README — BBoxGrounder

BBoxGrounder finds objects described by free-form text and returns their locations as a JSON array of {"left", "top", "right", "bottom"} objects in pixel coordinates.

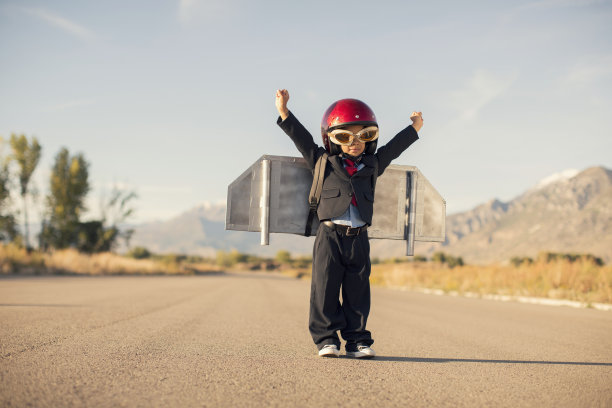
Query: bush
[
  {"left": 385, "top": 257, "right": 407, "bottom": 264},
  {"left": 537, "top": 252, "right": 604, "bottom": 266},
  {"left": 158, "top": 253, "right": 187, "bottom": 265},
  {"left": 216, "top": 250, "right": 247, "bottom": 267},
  {"left": 432, "top": 251, "right": 464, "bottom": 268},
  {"left": 184, "top": 254, "right": 210, "bottom": 263},
  {"left": 127, "top": 246, "right": 151, "bottom": 259},
  {"left": 446, "top": 256, "right": 464, "bottom": 268},
  {"left": 510, "top": 256, "right": 533, "bottom": 267},
  {"left": 432, "top": 252, "right": 446, "bottom": 264},
  {"left": 275, "top": 250, "right": 291, "bottom": 264},
  {"left": 293, "top": 255, "right": 312, "bottom": 268}
]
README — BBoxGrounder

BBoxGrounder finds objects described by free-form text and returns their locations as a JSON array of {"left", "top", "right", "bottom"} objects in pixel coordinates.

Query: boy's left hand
[{"left": 410, "top": 111, "right": 423, "bottom": 133}]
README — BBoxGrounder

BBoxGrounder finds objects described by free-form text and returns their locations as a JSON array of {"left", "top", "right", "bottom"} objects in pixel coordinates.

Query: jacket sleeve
[
  {"left": 375, "top": 125, "right": 419, "bottom": 176},
  {"left": 277, "top": 111, "right": 326, "bottom": 170}
]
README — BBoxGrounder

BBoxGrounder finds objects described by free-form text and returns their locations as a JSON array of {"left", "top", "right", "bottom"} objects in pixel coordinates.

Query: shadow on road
[{"left": 369, "top": 356, "right": 612, "bottom": 366}]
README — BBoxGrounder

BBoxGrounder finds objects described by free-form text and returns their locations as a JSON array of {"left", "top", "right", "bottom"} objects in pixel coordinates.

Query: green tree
[
  {"left": 74, "top": 220, "right": 118, "bottom": 253},
  {"left": 0, "top": 139, "right": 17, "bottom": 242},
  {"left": 9, "top": 134, "right": 41, "bottom": 249},
  {"left": 40, "top": 148, "right": 90, "bottom": 250},
  {"left": 76, "top": 187, "right": 137, "bottom": 253},
  {"left": 99, "top": 186, "right": 137, "bottom": 250}
]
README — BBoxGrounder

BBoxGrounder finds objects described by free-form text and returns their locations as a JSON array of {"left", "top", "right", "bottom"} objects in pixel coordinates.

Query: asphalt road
[{"left": 1, "top": 273, "right": 611, "bottom": 407}]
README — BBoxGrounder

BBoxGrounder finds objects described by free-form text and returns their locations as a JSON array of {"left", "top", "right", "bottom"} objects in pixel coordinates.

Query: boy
[{"left": 275, "top": 89, "right": 423, "bottom": 358}]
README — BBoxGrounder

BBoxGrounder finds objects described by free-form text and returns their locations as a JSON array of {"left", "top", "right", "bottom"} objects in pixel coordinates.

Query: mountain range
[{"left": 130, "top": 166, "right": 612, "bottom": 264}]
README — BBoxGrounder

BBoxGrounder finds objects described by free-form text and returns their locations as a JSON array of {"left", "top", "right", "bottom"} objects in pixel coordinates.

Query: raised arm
[
  {"left": 275, "top": 89, "right": 326, "bottom": 169},
  {"left": 375, "top": 111, "right": 423, "bottom": 175}
]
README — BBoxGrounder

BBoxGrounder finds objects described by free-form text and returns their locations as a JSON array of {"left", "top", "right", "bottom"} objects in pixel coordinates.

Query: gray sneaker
[
  {"left": 346, "top": 345, "right": 376, "bottom": 359},
  {"left": 318, "top": 344, "right": 340, "bottom": 358}
]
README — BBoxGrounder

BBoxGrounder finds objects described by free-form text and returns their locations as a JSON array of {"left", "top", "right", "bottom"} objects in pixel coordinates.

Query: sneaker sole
[{"left": 319, "top": 353, "right": 339, "bottom": 358}]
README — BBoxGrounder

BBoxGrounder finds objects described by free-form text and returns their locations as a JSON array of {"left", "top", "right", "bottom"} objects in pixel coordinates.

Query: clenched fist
[
  {"left": 410, "top": 111, "right": 423, "bottom": 133},
  {"left": 275, "top": 89, "right": 290, "bottom": 120}
]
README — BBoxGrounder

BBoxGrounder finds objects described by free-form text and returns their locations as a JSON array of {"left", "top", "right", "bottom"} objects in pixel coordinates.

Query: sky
[{"left": 1, "top": 0, "right": 611, "bottom": 223}]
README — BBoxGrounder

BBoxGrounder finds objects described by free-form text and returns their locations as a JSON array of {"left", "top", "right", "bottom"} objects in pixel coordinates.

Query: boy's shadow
[{"left": 345, "top": 356, "right": 612, "bottom": 367}]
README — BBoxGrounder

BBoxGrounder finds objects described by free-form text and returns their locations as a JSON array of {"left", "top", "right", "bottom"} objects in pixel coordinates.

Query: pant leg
[
  {"left": 340, "top": 231, "right": 374, "bottom": 351},
  {"left": 309, "top": 224, "right": 346, "bottom": 350}
]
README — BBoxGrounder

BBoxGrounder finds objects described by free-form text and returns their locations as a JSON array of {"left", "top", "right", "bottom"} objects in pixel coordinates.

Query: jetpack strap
[{"left": 305, "top": 152, "right": 329, "bottom": 236}]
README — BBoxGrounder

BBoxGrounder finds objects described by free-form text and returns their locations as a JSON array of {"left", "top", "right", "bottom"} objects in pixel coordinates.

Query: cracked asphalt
[{"left": 1, "top": 273, "right": 611, "bottom": 407}]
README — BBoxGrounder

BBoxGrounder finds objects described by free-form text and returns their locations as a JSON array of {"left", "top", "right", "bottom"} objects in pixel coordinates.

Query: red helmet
[{"left": 321, "top": 98, "right": 378, "bottom": 155}]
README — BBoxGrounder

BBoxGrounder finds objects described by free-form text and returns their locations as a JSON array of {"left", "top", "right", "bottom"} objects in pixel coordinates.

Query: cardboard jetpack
[{"left": 226, "top": 155, "right": 446, "bottom": 255}]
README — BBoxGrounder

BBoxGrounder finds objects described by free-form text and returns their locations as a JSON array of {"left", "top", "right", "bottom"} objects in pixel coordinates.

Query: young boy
[{"left": 275, "top": 89, "right": 423, "bottom": 358}]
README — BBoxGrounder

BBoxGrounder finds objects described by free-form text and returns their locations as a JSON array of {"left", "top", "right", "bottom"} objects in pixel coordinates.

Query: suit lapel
[
  {"left": 329, "top": 155, "right": 350, "bottom": 180},
  {"left": 329, "top": 154, "right": 376, "bottom": 179}
]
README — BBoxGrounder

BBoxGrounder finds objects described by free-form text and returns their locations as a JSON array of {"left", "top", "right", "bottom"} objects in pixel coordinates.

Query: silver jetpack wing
[{"left": 226, "top": 155, "right": 445, "bottom": 255}]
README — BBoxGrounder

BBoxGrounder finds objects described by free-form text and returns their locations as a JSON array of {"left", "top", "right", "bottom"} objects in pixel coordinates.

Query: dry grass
[
  {"left": 0, "top": 244, "right": 45, "bottom": 274},
  {"left": 44, "top": 249, "right": 187, "bottom": 275},
  {"left": 0, "top": 244, "right": 220, "bottom": 276},
  {"left": 370, "top": 260, "right": 612, "bottom": 305},
  {"left": 3, "top": 243, "right": 610, "bottom": 305}
]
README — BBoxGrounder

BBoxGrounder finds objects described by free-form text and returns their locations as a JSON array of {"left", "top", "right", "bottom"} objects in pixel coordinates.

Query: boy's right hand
[{"left": 276, "top": 89, "right": 290, "bottom": 121}]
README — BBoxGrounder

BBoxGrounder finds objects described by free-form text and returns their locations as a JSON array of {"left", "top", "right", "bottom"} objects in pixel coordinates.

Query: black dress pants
[{"left": 309, "top": 222, "right": 374, "bottom": 351}]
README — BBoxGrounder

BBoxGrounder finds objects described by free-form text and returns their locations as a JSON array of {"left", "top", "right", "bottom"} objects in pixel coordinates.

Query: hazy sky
[{"left": 1, "top": 0, "right": 611, "bottom": 223}]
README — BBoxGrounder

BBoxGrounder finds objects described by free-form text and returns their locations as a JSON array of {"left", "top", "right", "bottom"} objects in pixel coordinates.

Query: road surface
[{"left": 1, "top": 273, "right": 611, "bottom": 407}]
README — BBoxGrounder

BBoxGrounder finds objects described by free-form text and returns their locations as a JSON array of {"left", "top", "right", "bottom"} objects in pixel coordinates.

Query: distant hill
[
  {"left": 130, "top": 166, "right": 612, "bottom": 264},
  {"left": 129, "top": 202, "right": 314, "bottom": 258},
  {"left": 435, "top": 166, "right": 612, "bottom": 264}
]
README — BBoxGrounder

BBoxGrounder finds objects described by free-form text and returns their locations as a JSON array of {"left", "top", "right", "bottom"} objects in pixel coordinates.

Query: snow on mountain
[{"left": 531, "top": 168, "right": 579, "bottom": 191}]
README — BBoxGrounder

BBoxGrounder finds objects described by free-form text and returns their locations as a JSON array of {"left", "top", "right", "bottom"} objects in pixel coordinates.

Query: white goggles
[{"left": 327, "top": 126, "right": 379, "bottom": 146}]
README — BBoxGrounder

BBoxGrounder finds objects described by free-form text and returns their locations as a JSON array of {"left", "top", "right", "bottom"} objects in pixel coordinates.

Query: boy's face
[{"left": 339, "top": 124, "right": 366, "bottom": 156}]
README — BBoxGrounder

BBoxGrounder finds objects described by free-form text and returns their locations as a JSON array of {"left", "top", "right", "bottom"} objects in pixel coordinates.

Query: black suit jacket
[{"left": 277, "top": 111, "right": 419, "bottom": 225}]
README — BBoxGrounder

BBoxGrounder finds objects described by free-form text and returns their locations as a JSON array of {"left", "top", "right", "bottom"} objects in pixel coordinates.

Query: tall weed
[{"left": 371, "top": 259, "right": 612, "bottom": 304}]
